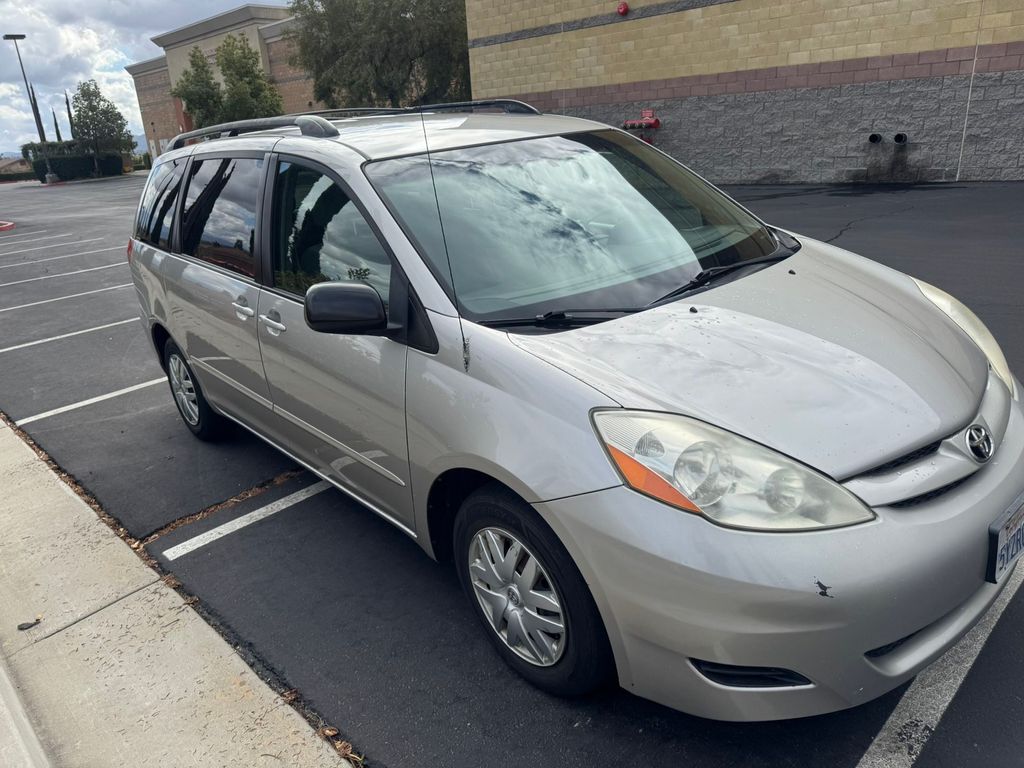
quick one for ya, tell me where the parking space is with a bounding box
[0,291,137,349]
[26,383,297,537]
[1,174,1022,768]
[0,322,159,422]
[149,476,907,768]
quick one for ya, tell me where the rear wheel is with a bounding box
[163,339,223,441]
[454,484,614,696]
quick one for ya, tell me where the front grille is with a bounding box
[864,440,942,476]
[691,660,811,688]
[889,476,970,508]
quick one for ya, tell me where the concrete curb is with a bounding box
[0,646,50,768]
[38,171,150,188]
[0,421,351,767]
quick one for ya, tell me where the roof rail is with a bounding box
[310,99,542,119]
[412,99,541,115]
[166,100,541,150]
[168,114,339,151]
[309,107,408,118]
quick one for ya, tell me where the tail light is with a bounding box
[127,238,134,264]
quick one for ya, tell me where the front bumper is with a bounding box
[534,397,1024,721]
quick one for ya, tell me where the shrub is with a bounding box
[22,140,93,161]
[0,171,38,182]
[97,153,123,176]
[30,153,123,182]
[32,155,93,182]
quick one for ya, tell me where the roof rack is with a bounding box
[309,107,408,118]
[168,114,339,150]
[308,99,541,119]
[413,99,540,115]
[167,99,541,150]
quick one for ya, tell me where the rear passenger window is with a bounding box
[135,159,184,250]
[180,157,263,279]
[271,160,392,305]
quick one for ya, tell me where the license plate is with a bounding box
[987,496,1024,583]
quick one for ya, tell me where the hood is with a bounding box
[509,239,988,479]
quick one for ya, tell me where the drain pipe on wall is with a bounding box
[955,12,985,182]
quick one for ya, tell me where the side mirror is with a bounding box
[304,281,388,334]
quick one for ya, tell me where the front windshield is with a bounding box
[366,130,779,321]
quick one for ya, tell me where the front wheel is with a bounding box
[163,339,224,441]
[454,484,614,696]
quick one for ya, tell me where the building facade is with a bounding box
[126,5,324,157]
[132,1,1024,182]
[466,0,1024,183]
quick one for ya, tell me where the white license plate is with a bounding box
[988,498,1024,583]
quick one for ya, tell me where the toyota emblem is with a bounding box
[966,425,994,462]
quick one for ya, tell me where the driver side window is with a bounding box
[272,160,392,307]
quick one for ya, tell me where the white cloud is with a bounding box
[0,0,289,153]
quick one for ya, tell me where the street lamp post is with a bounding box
[4,33,58,184]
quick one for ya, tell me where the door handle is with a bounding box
[259,314,287,333]
[231,301,254,319]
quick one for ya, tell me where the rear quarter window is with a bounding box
[135,159,184,250]
[180,157,264,279]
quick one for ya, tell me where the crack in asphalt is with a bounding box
[824,203,917,244]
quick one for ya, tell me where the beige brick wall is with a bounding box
[468,0,1024,98]
[467,0,670,40]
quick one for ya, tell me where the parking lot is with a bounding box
[1,173,1022,768]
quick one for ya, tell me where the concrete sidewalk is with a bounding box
[0,422,347,767]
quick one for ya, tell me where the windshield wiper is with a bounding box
[647,252,791,307]
[477,307,641,328]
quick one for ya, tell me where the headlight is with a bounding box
[594,411,875,532]
[913,278,1017,400]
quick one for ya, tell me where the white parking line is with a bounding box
[0,246,122,269]
[0,263,123,289]
[0,283,133,313]
[0,228,50,240]
[0,232,70,248]
[0,237,102,257]
[0,319,137,354]
[856,565,1024,768]
[16,378,166,427]
[161,481,332,561]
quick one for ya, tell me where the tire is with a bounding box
[454,484,614,697]
[162,339,224,441]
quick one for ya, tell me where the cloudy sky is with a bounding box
[0,0,288,153]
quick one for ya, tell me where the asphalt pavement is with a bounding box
[0,173,1021,768]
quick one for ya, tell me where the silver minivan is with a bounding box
[130,102,1024,721]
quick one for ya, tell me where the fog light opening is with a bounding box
[691,659,812,688]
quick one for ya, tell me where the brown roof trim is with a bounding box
[125,55,168,76]
[258,16,297,42]
[151,3,290,49]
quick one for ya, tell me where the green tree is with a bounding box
[171,47,223,128]
[71,80,132,173]
[289,0,470,108]
[217,34,284,121]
